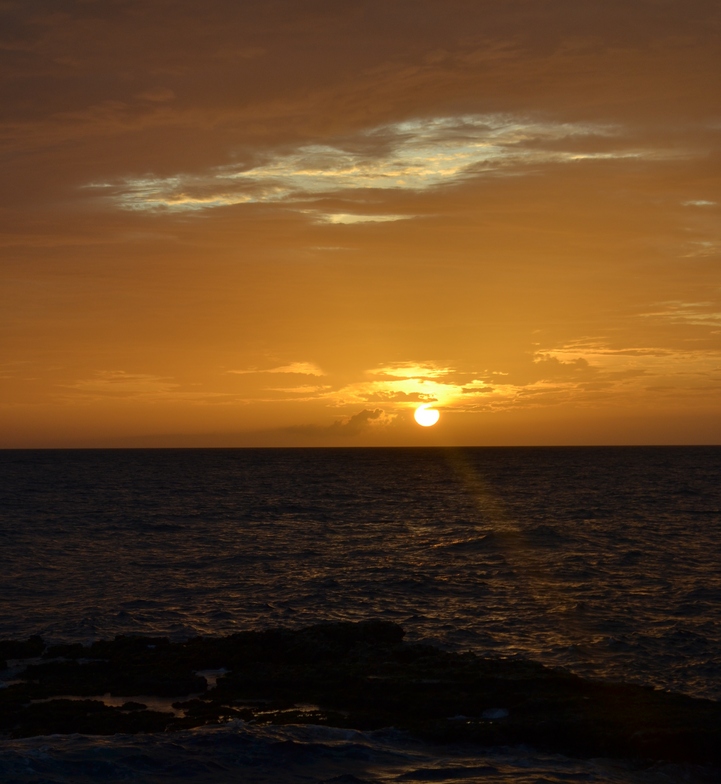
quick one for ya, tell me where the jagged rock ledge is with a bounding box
[1,620,720,768]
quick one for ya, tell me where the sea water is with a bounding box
[1,447,720,782]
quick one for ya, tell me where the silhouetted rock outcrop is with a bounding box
[1,620,720,770]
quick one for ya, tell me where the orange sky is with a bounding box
[1,0,720,447]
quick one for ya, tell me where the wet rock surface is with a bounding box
[1,620,720,768]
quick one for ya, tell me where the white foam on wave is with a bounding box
[0,722,703,784]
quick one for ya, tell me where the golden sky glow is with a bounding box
[1,0,720,446]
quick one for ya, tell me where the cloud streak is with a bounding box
[229,362,325,376]
[93,114,676,214]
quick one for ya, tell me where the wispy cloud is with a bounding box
[640,301,721,326]
[60,370,235,404]
[63,370,178,398]
[331,362,473,409]
[90,114,675,214]
[229,362,325,376]
[257,346,721,416]
[315,212,412,225]
[57,344,721,428]
[682,241,721,259]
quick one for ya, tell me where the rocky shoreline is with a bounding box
[1,620,720,769]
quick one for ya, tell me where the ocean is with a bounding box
[1,446,720,783]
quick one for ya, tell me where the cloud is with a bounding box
[320,345,721,416]
[229,362,325,376]
[62,371,178,400]
[265,385,332,396]
[287,407,386,438]
[60,370,238,405]
[329,407,385,435]
[488,338,721,411]
[332,362,463,409]
[92,114,676,213]
[640,302,721,326]
[135,88,176,103]
[682,241,721,259]
[308,246,356,251]
[315,212,412,225]
[369,362,456,380]
[354,390,431,403]
[531,355,597,381]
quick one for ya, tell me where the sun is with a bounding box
[414,404,440,427]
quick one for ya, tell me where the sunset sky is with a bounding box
[2,0,720,447]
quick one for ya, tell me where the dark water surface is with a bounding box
[1,447,720,783]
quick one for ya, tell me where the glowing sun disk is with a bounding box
[414,404,440,427]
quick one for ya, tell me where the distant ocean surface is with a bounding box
[2,446,720,783]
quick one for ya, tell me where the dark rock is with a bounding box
[20,649,207,697]
[7,698,172,737]
[1,620,720,771]
[43,642,87,659]
[0,635,45,660]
